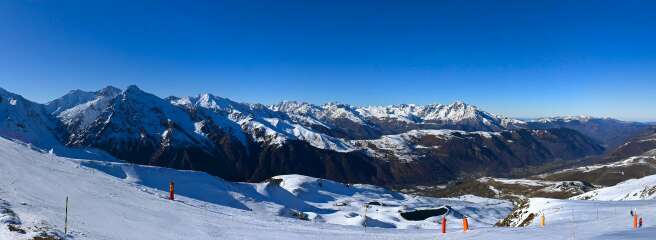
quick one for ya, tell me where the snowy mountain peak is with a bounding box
[55,86,122,130]
[535,115,615,123]
[125,84,141,91]
[270,100,367,127]
[46,86,122,116]
[118,85,181,108]
[197,93,224,109]
[123,84,148,96]
[425,101,482,120]
[322,101,353,109]
[352,101,525,131]
[449,100,467,108]
[271,101,318,115]
[271,100,314,110]
[66,89,90,96]
[192,93,252,116]
[98,85,122,97]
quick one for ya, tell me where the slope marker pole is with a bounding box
[362,203,368,231]
[169,181,175,201]
[633,212,638,230]
[441,215,446,234]
[64,196,69,238]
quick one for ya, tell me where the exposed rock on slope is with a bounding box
[352,128,603,184]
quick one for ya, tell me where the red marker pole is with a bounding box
[441,216,447,234]
[169,181,175,201]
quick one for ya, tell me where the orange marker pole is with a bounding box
[634,214,638,230]
[540,214,545,228]
[441,216,447,234]
[463,217,469,232]
[169,181,175,201]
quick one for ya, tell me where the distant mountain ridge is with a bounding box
[528,116,650,149]
[541,126,656,186]
[270,101,528,140]
[0,85,630,185]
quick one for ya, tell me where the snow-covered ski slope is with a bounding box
[573,174,656,200]
[0,137,655,239]
[502,197,655,239]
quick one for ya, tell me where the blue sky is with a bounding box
[1,1,655,121]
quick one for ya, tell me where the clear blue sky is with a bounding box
[1,1,655,121]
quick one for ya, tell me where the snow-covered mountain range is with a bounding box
[270,101,527,139]
[1,85,656,240]
[1,85,645,185]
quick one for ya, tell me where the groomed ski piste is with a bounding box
[0,136,654,239]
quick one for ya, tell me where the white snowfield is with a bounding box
[572,174,656,201]
[505,197,655,239]
[0,137,655,239]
